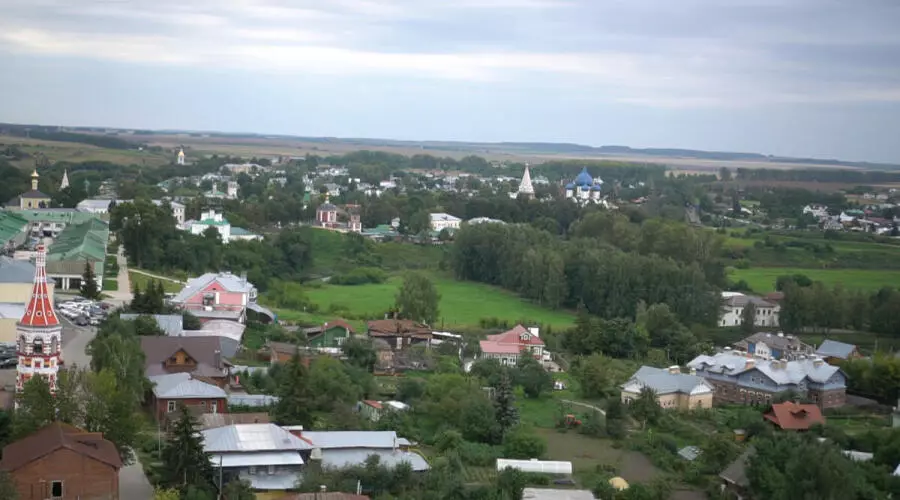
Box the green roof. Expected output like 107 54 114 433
9 209 98 225
0 211 28 245
47 218 109 277
362 224 397 235
197 218 230 226
230 227 255 236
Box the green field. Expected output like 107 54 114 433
730 267 900 293
128 271 183 294
305 274 576 329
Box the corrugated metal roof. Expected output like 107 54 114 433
497 459 572 474
210 451 304 467
622 366 712 396
319 449 429 471
202 424 313 453
0 303 26 319
171 272 254 303
121 314 184 336
816 340 857 359
301 431 399 449
150 373 226 399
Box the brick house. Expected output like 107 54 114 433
688 351 847 409
367 319 432 351
0 422 122 500
149 372 228 424
141 336 231 387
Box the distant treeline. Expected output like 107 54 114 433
736 168 900 183
0 124 138 150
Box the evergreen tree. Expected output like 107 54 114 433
80 260 100 300
741 301 758 335
130 282 145 313
272 354 313 427
493 371 519 438
160 406 214 492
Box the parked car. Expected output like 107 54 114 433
75 315 89 326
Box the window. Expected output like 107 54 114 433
267 465 275 475
51 481 63 498
167 401 176 413
248 466 257 475
200 401 206 409
211 401 218 414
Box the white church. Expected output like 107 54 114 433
565 167 609 206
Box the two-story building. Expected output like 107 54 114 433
367 319 432 352
429 213 461 231
149 372 228 424
620 366 714 410
202 423 310 494
170 272 265 324
688 350 847 409
733 332 814 361
720 292 780 328
479 325 545 366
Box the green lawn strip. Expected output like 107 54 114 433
128 270 183 294
729 267 900 293
102 279 118 291
303 273 575 329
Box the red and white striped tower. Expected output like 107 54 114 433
16 244 63 394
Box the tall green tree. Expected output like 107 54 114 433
272 354 313 427
80 260 100 300
741 301 757 335
493 371 519 438
160 407 214 492
83 369 141 464
514 357 552 398
13 375 56 438
630 387 662 429
395 272 441 325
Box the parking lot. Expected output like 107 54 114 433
55 297 109 326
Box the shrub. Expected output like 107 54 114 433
330 267 388 286
458 441 502 466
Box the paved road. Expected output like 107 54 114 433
104 246 134 307
60 318 155 499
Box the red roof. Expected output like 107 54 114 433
362 400 382 409
764 402 825 430
18 245 59 328
479 341 521 355
486 325 544 347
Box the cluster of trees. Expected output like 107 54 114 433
841 354 900 404
451 220 722 326
736 167 900 184
780 280 900 335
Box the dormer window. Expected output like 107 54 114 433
520 333 530 341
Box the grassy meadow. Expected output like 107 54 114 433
0 134 170 168
729 267 900 293
128 270 184 294
304 273 576 329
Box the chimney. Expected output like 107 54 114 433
214 349 222 370
667 365 681 374
813 358 824 368
689 367 696 375
528 326 540 337
745 359 755 370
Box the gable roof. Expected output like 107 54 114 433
171 272 254 303
140 335 229 378
150 372 227 399
202 424 313 453
121 313 184 336
724 294 777 308
367 319 431 338
720 448 754 488
764 402 825 430
621 366 712 395
485 325 545 347
735 332 810 352
0 422 122 471
815 340 858 359
303 319 356 336
688 352 843 386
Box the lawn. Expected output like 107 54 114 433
730 267 900 293
102 279 118 291
128 271 183 294
304 274 576 329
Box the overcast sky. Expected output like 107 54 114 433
2 0 899 162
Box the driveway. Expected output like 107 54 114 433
60 317 155 499
104 246 134 308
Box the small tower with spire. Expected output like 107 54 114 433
516 163 535 199
30 169 40 191
16 244 63 397
60 169 70 190
177 147 186 166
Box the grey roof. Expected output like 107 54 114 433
522 489 596 500
231 365 270 376
724 295 777 308
301 431 401 450
816 340 857 359
150 373 227 399
247 302 275 320
188 309 244 320
720 448 754 487
622 366 711 395
121 314 184 336
677 446 702 461
0 257 37 283
228 394 279 407
177 332 240 358
202 424 313 453
688 351 843 386
736 332 810 352
171 272 255 303
319 449 429 471
0 303 25 319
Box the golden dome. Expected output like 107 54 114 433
609 477 629 491
31 169 39 178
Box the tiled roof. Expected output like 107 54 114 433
815 340 857 359
0 422 122 471
764 402 825 430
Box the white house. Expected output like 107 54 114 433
802 204 829 218
720 292 780 328
77 198 186 225
429 213 461 231
180 210 260 244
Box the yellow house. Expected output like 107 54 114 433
0 256 55 342
8 170 52 210
621 365 714 410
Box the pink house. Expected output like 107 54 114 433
479 325 544 366
170 272 272 324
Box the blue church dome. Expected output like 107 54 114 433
565 182 576 190
591 185 603 191
574 167 593 187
